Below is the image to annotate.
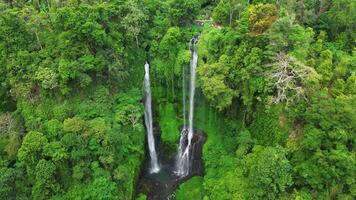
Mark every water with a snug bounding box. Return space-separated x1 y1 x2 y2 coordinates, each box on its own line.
175 37 198 177
137 127 206 200
175 59 187 176
144 62 160 173
138 45 205 198
182 63 186 131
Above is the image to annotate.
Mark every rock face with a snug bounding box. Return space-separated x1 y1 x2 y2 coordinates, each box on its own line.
190 128 206 177
136 126 207 200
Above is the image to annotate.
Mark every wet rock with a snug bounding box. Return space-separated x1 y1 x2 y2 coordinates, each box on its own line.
136 126 207 200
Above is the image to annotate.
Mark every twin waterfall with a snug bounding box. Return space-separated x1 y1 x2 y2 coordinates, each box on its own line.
143 62 160 173
143 37 198 177
175 38 198 177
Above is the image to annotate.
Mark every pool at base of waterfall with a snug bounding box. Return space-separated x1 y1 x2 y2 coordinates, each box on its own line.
136 128 206 200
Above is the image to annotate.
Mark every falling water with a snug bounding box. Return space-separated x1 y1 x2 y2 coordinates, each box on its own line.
143 62 160 173
182 63 186 131
176 37 198 177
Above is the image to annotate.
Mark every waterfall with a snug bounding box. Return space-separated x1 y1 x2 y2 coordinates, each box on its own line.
182 63 186 131
175 37 198 177
143 62 160 173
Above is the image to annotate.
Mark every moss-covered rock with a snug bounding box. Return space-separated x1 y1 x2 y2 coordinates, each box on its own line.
158 103 181 152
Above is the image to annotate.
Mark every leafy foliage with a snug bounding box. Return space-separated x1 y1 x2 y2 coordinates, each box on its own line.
0 0 355 200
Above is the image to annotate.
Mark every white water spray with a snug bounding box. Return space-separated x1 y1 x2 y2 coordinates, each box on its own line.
176 37 198 177
143 62 160 173
182 63 186 131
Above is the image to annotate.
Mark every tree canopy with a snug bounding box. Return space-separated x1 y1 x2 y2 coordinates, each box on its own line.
0 0 355 199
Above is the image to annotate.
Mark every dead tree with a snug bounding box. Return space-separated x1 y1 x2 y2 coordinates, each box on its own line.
269 52 314 105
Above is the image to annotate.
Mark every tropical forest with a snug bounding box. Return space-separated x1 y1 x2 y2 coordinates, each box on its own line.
0 0 355 199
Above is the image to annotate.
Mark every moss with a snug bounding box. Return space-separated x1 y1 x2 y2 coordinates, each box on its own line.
194 93 242 155
158 103 181 152
193 94 241 184
135 193 147 200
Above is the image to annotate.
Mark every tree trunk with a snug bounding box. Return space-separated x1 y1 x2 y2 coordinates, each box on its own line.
34 30 43 50
229 10 233 26
135 36 139 48
172 70 175 100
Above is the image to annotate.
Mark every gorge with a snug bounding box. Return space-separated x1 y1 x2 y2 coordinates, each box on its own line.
0 1 354 200
176 37 199 177
139 37 205 199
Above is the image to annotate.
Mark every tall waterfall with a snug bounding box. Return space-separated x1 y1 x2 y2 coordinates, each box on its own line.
176 37 198 177
143 62 160 173
182 63 186 131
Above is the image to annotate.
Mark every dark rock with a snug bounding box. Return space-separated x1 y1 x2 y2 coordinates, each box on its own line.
136 126 207 200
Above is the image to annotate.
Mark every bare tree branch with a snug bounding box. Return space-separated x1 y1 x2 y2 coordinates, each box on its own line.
268 52 313 105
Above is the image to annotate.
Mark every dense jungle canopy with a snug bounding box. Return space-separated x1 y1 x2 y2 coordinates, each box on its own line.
0 0 355 199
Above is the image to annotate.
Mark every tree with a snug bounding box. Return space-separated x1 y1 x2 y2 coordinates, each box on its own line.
248 3 278 37
212 0 230 25
32 159 59 200
331 79 345 97
324 0 356 47
35 67 58 89
197 55 234 110
114 89 143 130
155 26 184 98
17 131 48 178
0 167 19 199
176 177 205 200
167 0 201 25
243 146 293 199
212 0 247 26
63 117 85 134
292 124 355 197
0 112 19 135
229 44 265 108
159 27 182 58
84 177 119 200
43 141 68 163
268 52 317 105
317 49 333 82
122 0 148 47
279 0 318 25
345 75 356 95
265 10 314 58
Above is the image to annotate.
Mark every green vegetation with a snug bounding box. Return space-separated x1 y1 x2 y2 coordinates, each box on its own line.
176 176 205 200
0 0 355 200
158 103 181 151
